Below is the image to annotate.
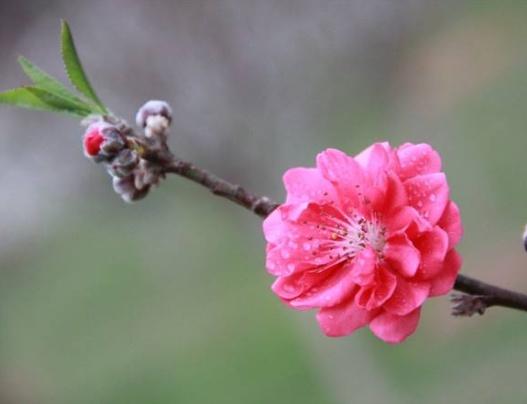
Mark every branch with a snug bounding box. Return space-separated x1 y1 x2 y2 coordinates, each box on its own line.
452 274 527 315
164 158 278 217
155 153 527 317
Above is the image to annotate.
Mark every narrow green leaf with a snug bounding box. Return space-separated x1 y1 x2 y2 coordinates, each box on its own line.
60 20 107 113
18 56 99 113
0 86 93 117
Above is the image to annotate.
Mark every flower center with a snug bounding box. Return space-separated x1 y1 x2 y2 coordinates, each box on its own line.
327 213 386 259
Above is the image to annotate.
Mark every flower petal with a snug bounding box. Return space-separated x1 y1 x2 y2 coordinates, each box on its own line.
404 173 449 225
289 265 357 309
438 201 463 250
283 167 337 205
271 270 330 300
414 226 450 280
355 267 397 310
384 234 421 277
369 308 421 344
354 142 391 180
316 149 365 207
373 267 398 306
265 203 351 276
263 208 284 244
384 206 415 233
380 172 408 212
429 249 462 296
382 277 430 316
397 143 441 180
349 247 377 286
316 300 378 337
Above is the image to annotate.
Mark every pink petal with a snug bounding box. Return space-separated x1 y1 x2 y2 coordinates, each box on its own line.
316 149 365 206
272 275 305 300
264 203 352 276
404 173 449 225
354 286 374 309
271 270 329 300
283 167 337 205
414 226 450 280
349 247 377 286
355 267 397 310
429 250 462 296
354 142 391 180
379 172 408 213
263 208 284 244
316 300 378 337
397 143 442 180
438 201 463 250
382 277 430 316
289 265 357 309
373 267 398 306
384 234 421 277
384 206 417 233
369 308 421 344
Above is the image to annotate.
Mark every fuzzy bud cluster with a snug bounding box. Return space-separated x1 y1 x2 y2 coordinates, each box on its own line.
82 100 173 202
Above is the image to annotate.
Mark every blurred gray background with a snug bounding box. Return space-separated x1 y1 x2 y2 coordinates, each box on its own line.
2 1 527 403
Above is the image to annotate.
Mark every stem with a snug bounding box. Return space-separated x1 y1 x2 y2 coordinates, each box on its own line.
159 155 527 315
164 158 278 217
454 274 527 313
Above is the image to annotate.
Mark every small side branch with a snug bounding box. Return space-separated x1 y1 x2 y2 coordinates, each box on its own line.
452 274 527 315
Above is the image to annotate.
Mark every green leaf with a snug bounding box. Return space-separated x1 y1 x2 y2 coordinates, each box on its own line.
18 56 99 113
0 86 93 117
60 20 107 113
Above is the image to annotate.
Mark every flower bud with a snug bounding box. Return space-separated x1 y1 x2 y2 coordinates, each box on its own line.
108 149 140 178
133 159 162 190
83 123 126 161
135 100 172 131
144 115 170 139
83 128 104 157
112 175 149 203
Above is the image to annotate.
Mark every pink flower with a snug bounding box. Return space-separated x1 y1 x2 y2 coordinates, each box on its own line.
263 143 463 343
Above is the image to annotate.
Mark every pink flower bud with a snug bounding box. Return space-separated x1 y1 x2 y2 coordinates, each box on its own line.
83 123 126 161
83 128 105 157
135 100 172 129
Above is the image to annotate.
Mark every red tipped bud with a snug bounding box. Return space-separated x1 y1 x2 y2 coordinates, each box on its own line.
83 128 105 157
83 123 126 161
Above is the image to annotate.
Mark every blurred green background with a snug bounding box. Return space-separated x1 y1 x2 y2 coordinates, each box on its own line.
2 1 527 403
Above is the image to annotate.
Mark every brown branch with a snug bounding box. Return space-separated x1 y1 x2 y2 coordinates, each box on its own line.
452 274 527 315
164 158 278 217
146 146 527 316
